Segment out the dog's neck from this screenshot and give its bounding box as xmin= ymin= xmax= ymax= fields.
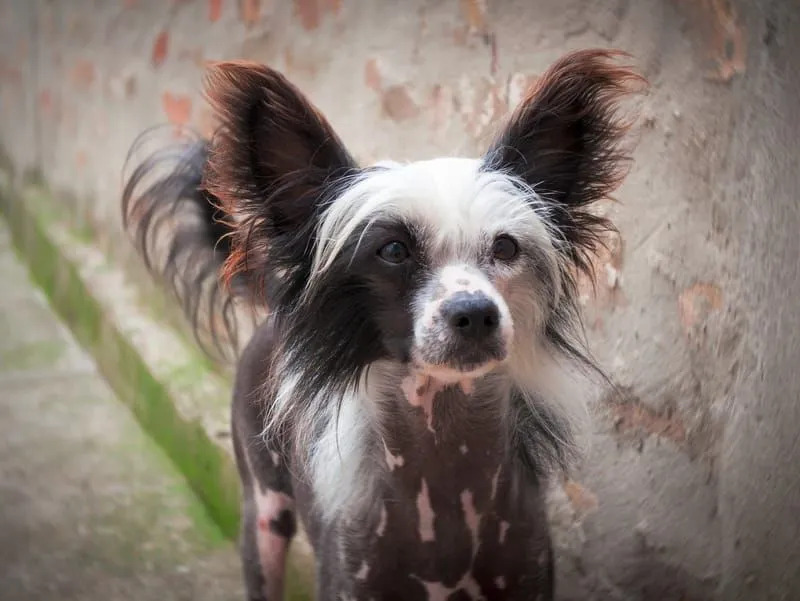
xmin=374 ymin=366 xmax=516 ymax=504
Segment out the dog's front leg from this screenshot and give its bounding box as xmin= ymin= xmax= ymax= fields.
xmin=233 ymin=402 xmax=295 ymax=601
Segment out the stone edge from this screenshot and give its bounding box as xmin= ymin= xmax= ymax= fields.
xmin=0 ymin=177 xmax=315 ymax=598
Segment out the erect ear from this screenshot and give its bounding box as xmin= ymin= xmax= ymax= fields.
xmin=202 ymin=61 xmax=358 ymax=291
xmin=485 ymin=49 xmax=644 ymax=274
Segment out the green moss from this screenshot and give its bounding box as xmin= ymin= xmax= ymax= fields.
xmin=0 ymin=340 xmax=67 ymax=370
xmin=0 ymin=184 xmax=241 ymax=539
xmin=0 ymin=178 xmax=315 ymax=598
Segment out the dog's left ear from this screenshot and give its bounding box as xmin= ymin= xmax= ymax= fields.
xmin=485 ymin=49 xmax=644 ymax=274
xmin=203 ymin=61 xmax=358 ymax=295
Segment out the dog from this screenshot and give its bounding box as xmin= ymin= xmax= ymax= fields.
xmin=122 ymin=49 xmax=641 ymax=601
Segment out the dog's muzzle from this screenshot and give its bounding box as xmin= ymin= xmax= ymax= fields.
xmin=413 ymin=268 xmax=513 ymax=378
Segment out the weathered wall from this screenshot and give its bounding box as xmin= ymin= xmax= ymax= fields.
xmin=1 ymin=1 xmax=798 ymax=599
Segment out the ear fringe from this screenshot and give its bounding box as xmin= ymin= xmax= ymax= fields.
xmin=487 ymin=49 xmax=647 ymax=280
xmin=201 ymin=61 xmax=358 ymax=305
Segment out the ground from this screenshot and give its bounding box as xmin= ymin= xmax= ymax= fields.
xmin=0 ymin=221 xmax=244 ymax=601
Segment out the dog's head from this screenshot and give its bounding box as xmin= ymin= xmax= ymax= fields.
xmin=205 ymin=51 xmax=641 ymax=394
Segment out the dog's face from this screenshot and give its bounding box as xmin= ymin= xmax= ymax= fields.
xmin=308 ymin=157 xmax=561 ymax=385
xmin=204 ymin=51 xmax=640 ymax=393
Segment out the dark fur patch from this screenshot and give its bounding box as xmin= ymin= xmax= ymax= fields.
xmin=120 ymin=127 xmax=241 ymax=358
xmin=269 ymin=509 xmax=297 ymax=539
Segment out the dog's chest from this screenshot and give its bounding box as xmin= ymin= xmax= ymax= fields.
xmin=336 ymin=385 xmax=553 ymax=600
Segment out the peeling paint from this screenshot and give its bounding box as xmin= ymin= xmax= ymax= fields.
xmin=240 ymin=0 xmax=260 ymax=26
xmin=161 ymin=92 xmax=192 ymax=126
xmin=69 ymin=59 xmax=95 ymax=90
xmin=152 ymin=31 xmax=169 ymax=67
xmin=605 ymin=389 xmax=687 ymax=446
xmin=563 ymin=479 xmax=599 ymax=516
xmin=381 ymin=85 xmax=420 ymax=122
xmin=208 ymin=0 xmax=222 ymax=22
xmin=678 ymin=282 xmax=723 ymax=334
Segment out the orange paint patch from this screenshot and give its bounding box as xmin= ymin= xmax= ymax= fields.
xmin=240 ymin=0 xmax=260 ymax=26
xmin=208 ymin=0 xmax=222 ymax=22
xmin=606 ymin=390 xmax=687 ymax=445
xmin=675 ymin=0 xmax=747 ymax=82
xmin=294 ymin=0 xmax=320 ymax=30
xmin=152 ymin=31 xmax=169 ymax=67
xmin=69 ymin=59 xmax=95 ymax=90
xmin=678 ymin=282 xmax=723 ymax=334
xmin=460 ymin=0 xmax=490 ymax=35
xmin=364 ymin=58 xmax=382 ymax=92
xmin=38 ymin=89 xmax=54 ymax=115
xmin=161 ymin=92 xmax=192 ymax=126
xmin=75 ymin=150 xmax=88 ymax=170
xmin=563 ymin=479 xmax=599 ymax=515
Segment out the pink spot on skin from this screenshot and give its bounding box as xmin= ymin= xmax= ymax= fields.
xmin=499 ymin=520 xmax=510 ymax=544
xmin=495 ymin=575 xmax=506 ymax=589
xmin=376 ymin=504 xmax=388 ymax=537
xmin=490 ymin=465 xmax=501 ymax=500
xmin=401 ymin=373 xmax=441 ymax=435
xmin=461 ymin=489 xmax=480 ymax=552
xmin=417 ymin=479 xmax=435 ymax=542
xmin=459 ymin=443 xmax=468 ymax=454
xmin=383 ymin=440 xmax=405 ymax=471
xmin=254 ymin=488 xmax=293 ymax=600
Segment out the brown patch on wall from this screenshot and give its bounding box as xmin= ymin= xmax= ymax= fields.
xmin=208 ymin=0 xmax=222 ymax=22
xmin=678 ymin=282 xmax=723 ymax=335
xmin=161 ymin=92 xmax=192 ymax=126
xmin=69 ymin=59 xmax=95 ymax=90
xmin=381 ymin=86 xmax=420 ymax=122
xmin=605 ymin=388 xmax=687 ymax=447
xmin=152 ymin=31 xmax=169 ymax=67
xmin=363 ymin=59 xmax=419 ymax=123
xmin=673 ymin=0 xmax=746 ymax=82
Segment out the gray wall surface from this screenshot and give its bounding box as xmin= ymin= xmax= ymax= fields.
xmin=1 ymin=1 xmax=797 ymax=599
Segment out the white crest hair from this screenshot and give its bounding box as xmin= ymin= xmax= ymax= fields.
xmin=311 ymin=158 xmax=564 ymax=289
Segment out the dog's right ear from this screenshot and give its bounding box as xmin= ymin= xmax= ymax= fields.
xmin=203 ymin=61 xmax=358 ymax=291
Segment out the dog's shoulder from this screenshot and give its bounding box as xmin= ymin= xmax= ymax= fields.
xmin=233 ymin=318 xmax=278 ymax=406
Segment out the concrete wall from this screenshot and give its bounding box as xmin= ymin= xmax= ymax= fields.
xmin=1 ymin=1 xmax=798 ymax=599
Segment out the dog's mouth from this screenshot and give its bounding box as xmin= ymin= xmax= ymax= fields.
xmin=409 ymin=345 xmax=508 ymax=390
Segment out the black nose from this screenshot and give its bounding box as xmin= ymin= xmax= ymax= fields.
xmin=441 ymin=292 xmax=500 ymax=340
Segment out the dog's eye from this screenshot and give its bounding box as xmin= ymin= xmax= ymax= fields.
xmin=378 ymin=241 xmax=410 ymax=264
xmin=492 ymin=235 xmax=518 ymax=261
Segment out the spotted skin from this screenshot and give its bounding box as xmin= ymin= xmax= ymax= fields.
xmin=232 ymin=325 xmax=554 ymax=601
